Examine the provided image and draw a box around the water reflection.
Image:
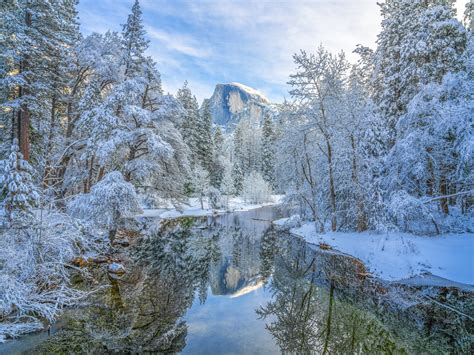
[259,236,474,354]
[5,206,473,354]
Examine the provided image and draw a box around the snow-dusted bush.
[388,190,438,234]
[68,171,142,242]
[207,187,224,209]
[273,214,302,231]
[241,171,273,204]
[0,212,88,340]
[191,165,210,209]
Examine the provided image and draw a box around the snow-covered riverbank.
[277,220,473,286]
[138,195,283,219]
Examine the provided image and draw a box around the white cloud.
[146,27,212,58]
[78,0,470,104]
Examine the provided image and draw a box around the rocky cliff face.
[206,82,270,129]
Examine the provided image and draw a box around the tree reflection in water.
[25,208,474,354]
[258,235,473,354]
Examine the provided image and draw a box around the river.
[1,206,472,354]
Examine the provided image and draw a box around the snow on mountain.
[228,82,269,102]
[206,82,271,129]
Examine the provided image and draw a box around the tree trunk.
[426,149,434,196]
[43,95,57,188]
[326,138,337,231]
[97,166,105,182]
[439,175,449,214]
[350,135,367,232]
[19,104,30,161]
[18,7,32,161]
[124,147,136,182]
[322,282,335,355]
[85,155,95,193]
[11,109,15,143]
[56,101,77,199]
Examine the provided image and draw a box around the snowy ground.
[138,195,283,219]
[283,221,473,286]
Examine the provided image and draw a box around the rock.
[206,82,272,129]
[90,255,109,264]
[114,239,130,247]
[71,257,90,268]
[319,242,332,250]
[108,262,126,275]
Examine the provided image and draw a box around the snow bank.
[291,223,474,285]
[273,215,301,229]
[138,195,283,219]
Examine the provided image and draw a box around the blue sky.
[77,0,468,103]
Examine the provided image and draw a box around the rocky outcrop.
[206,82,271,129]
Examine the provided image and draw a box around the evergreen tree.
[122,0,149,77]
[373,0,467,145]
[261,114,276,189]
[232,124,245,193]
[177,81,200,163]
[0,0,81,162]
[196,100,213,171]
[213,126,224,153]
[463,0,473,30]
[232,161,244,194]
[0,140,39,221]
[209,126,225,188]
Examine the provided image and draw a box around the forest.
[0,0,473,344]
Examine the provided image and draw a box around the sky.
[77,0,469,103]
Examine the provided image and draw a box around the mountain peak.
[227,82,269,103]
[207,83,271,128]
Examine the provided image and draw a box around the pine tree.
[261,114,275,189]
[213,126,224,153]
[0,140,39,221]
[177,81,200,163]
[122,0,149,77]
[232,124,245,193]
[196,100,213,172]
[38,0,81,188]
[463,0,473,30]
[0,0,81,162]
[373,0,467,145]
[232,162,244,195]
[209,126,225,188]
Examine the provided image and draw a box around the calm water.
[1,206,473,354]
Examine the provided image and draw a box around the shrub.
[208,187,224,209]
[241,171,273,204]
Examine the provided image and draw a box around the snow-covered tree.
[60,1,190,204]
[68,171,142,244]
[122,0,149,77]
[261,114,276,188]
[372,0,467,145]
[0,0,81,163]
[288,46,350,231]
[232,161,244,195]
[241,171,272,204]
[0,140,39,222]
[196,100,214,172]
[192,165,210,209]
[177,81,200,164]
[221,158,235,203]
[209,126,225,188]
[207,186,224,209]
[0,211,88,339]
